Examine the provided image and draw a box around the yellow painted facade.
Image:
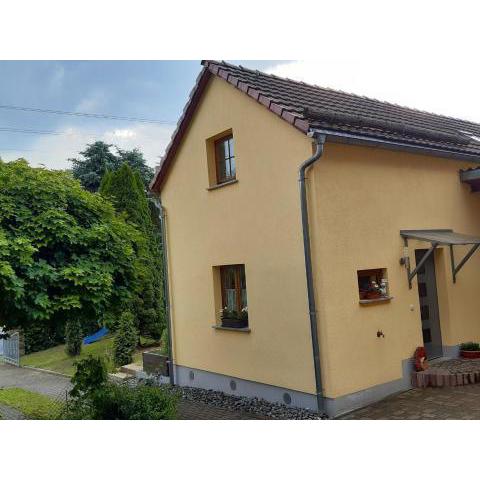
[159,74,480,401]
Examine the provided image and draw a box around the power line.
[0,104,176,125]
[0,126,171,141]
[0,127,62,136]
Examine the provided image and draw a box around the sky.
[0,60,280,170]
[2,59,480,171]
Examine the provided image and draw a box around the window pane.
[216,140,226,161]
[215,137,236,183]
[223,267,236,289]
[229,157,236,178]
[225,289,236,310]
[239,266,247,309]
[225,158,231,178]
[217,158,227,181]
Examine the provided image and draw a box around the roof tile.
[150,60,480,191]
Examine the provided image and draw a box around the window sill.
[359,296,393,305]
[212,325,251,333]
[207,179,238,191]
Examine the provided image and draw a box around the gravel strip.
[168,385,325,420]
[124,376,326,420]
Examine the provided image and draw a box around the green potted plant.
[220,306,248,328]
[460,342,480,359]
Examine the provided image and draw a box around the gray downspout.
[299,132,326,414]
[150,196,175,386]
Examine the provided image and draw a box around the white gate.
[3,332,20,366]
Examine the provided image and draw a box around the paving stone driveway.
[342,384,480,419]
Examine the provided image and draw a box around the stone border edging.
[412,370,480,388]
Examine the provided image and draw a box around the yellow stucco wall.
[309,143,480,397]
[161,76,316,394]
[160,74,480,400]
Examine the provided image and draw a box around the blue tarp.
[83,326,109,345]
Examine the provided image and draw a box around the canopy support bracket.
[401,230,480,287]
[405,240,438,289]
[450,243,480,283]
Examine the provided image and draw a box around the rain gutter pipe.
[299,132,326,415]
[150,196,175,386]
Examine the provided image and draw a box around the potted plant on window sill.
[362,279,388,300]
[460,342,480,359]
[220,307,248,329]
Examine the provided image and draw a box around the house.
[150,60,480,417]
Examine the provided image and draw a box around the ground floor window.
[219,264,248,328]
[357,268,389,302]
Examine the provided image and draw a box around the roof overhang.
[314,129,480,164]
[400,229,480,287]
[460,168,480,192]
[149,60,480,194]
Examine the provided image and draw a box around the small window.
[215,135,236,184]
[219,264,248,328]
[357,268,390,303]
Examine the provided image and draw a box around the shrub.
[100,164,166,342]
[70,356,108,399]
[114,311,138,366]
[460,342,480,351]
[23,320,64,354]
[87,383,177,420]
[65,317,83,356]
[64,357,178,420]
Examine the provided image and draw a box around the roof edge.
[150,60,310,193]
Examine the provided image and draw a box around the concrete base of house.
[442,344,460,358]
[173,364,319,411]
[147,346,460,418]
[171,358,419,418]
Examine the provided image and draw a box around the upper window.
[219,264,248,328]
[215,135,236,184]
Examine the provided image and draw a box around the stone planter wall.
[143,351,169,377]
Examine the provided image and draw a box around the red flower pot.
[460,350,480,359]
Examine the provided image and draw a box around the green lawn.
[21,336,115,376]
[0,388,60,419]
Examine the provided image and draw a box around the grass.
[0,388,60,419]
[21,336,115,376]
[20,334,164,374]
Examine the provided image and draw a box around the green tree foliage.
[70,141,119,192]
[65,317,83,356]
[70,141,154,192]
[113,311,138,366]
[70,356,108,399]
[0,159,142,340]
[100,163,165,341]
[117,148,154,188]
[23,319,64,354]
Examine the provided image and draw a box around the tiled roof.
[151,60,480,192]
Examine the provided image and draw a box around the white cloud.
[0,123,175,170]
[108,128,136,139]
[265,60,480,124]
